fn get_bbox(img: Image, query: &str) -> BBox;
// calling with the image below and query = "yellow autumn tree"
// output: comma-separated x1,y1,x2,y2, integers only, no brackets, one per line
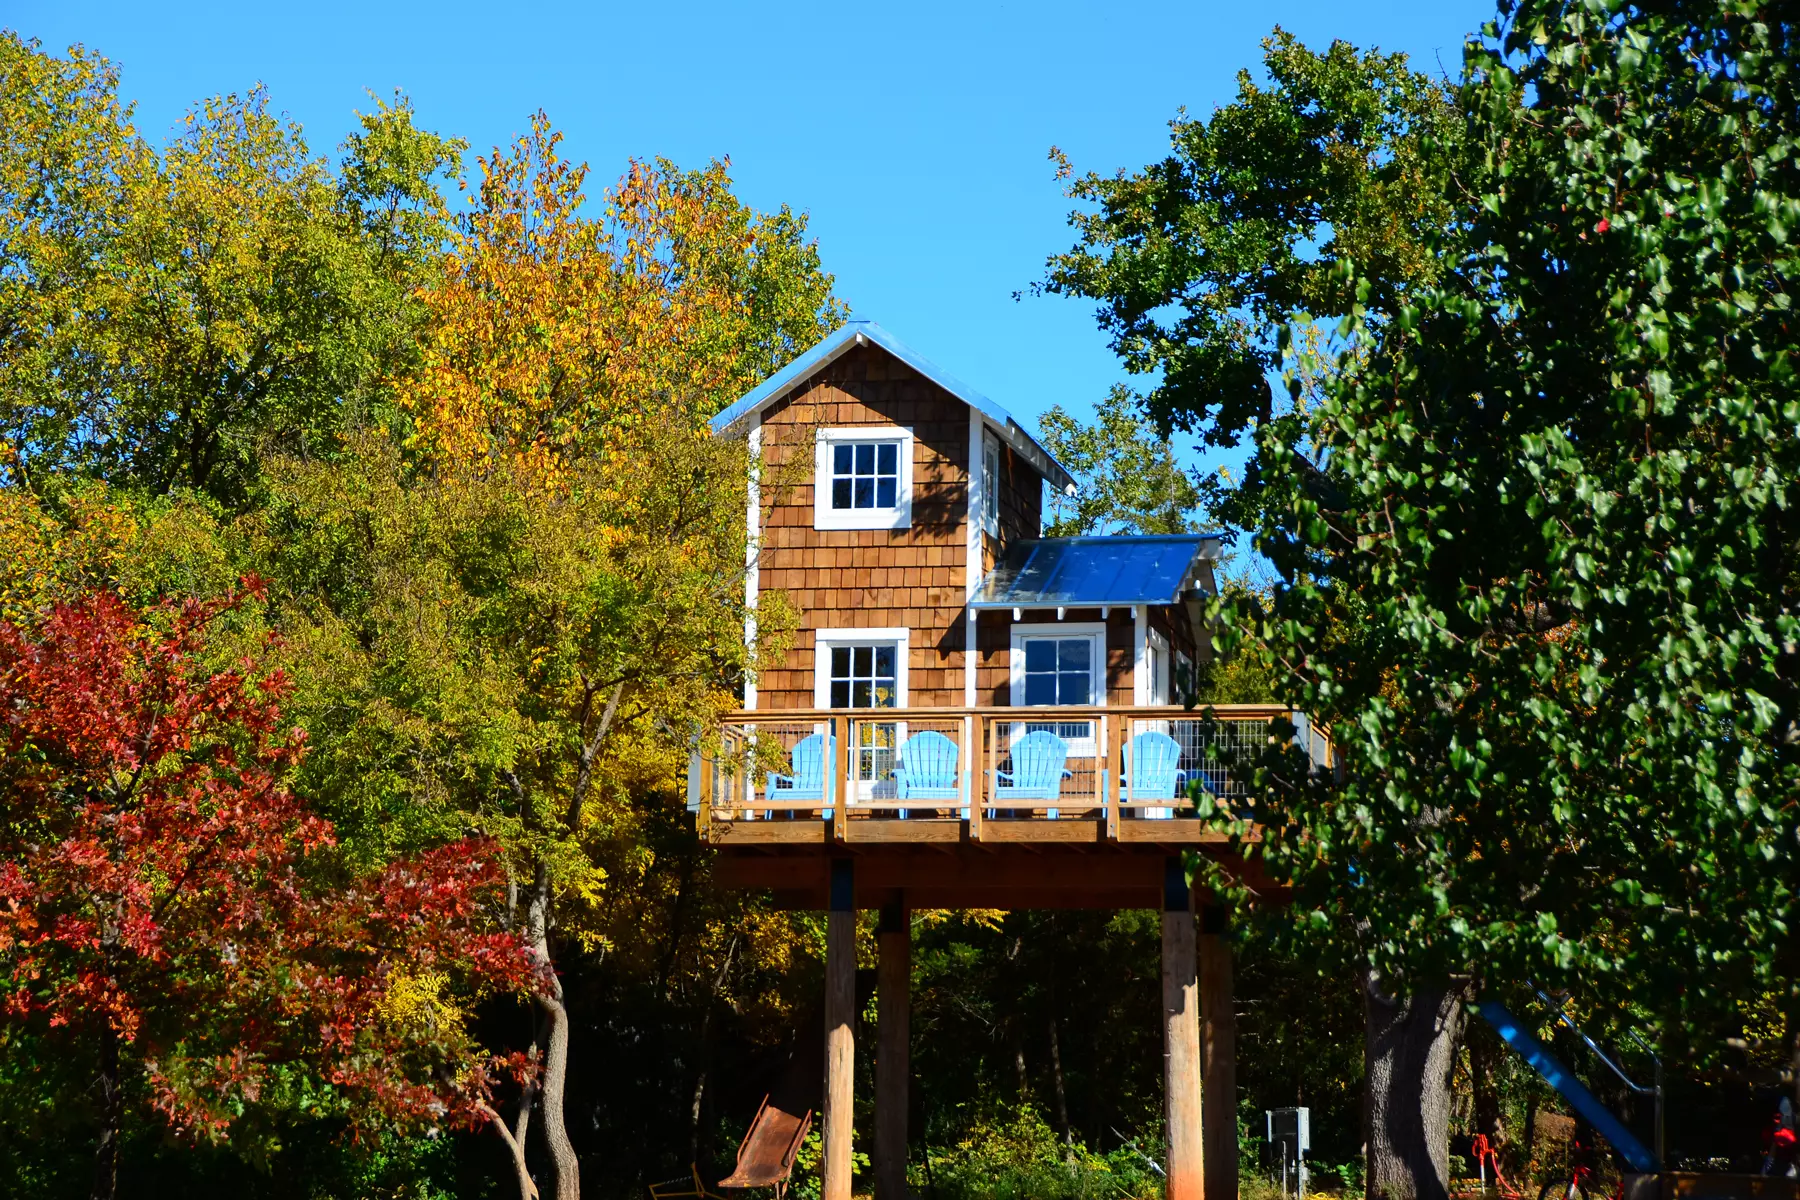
250,113,839,1200
396,111,844,478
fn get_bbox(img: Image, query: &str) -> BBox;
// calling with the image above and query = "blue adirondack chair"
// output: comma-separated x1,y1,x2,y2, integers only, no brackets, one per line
1124,730,1187,819
992,729,1074,817
766,734,836,818
893,731,960,812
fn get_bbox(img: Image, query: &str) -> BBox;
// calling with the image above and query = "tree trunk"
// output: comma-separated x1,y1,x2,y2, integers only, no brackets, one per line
91,1022,122,1200
1363,974,1467,1200
528,870,581,1200
1049,1017,1073,1155
1468,1022,1504,1149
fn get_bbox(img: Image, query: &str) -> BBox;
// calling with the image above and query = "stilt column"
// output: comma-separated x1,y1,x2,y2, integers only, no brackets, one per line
1200,905,1237,1200
824,859,856,1200
874,899,911,1200
1163,857,1204,1200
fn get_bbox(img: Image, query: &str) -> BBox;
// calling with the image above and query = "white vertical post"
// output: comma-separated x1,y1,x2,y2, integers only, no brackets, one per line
744,414,763,712
1133,605,1149,706
964,410,983,708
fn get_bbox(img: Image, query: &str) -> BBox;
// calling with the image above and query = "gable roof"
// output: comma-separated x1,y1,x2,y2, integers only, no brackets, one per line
709,319,1076,492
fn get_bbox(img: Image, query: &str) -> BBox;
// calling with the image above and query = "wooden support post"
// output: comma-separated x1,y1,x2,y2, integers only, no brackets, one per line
874,899,911,1200
1163,857,1203,1200
824,859,856,1200
1200,906,1237,1200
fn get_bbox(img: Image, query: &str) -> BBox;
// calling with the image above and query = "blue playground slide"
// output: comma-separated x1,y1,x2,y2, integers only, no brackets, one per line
1476,1001,1660,1173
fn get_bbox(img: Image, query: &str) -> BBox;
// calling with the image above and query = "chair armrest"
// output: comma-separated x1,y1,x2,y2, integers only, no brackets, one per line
1060,769,1074,779
767,772,797,789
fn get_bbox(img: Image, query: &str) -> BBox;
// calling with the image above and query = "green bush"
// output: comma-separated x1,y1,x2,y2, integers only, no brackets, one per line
919,1104,1163,1200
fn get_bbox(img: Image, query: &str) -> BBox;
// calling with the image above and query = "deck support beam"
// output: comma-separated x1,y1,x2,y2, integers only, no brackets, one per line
1162,857,1204,1200
1200,906,1237,1200
824,859,856,1200
874,899,911,1200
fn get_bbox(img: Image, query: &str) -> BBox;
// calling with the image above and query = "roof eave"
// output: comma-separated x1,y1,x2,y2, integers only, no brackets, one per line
709,320,1077,492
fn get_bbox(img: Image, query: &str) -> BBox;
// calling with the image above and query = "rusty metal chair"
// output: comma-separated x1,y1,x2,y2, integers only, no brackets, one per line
717,1094,813,1200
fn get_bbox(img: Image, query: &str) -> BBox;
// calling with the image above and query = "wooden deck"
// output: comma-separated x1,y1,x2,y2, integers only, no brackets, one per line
695,704,1315,908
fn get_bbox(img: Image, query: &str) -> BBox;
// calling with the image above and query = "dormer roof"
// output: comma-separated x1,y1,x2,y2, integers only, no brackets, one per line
710,319,1076,492
970,534,1221,611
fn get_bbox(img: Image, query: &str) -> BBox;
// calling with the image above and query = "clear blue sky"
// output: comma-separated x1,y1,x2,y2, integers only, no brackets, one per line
10,0,1492,474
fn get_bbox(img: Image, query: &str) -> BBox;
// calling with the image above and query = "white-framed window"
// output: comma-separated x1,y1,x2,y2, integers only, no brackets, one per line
1146,629,1171,706
1009,622,1105,757
814,628,910,788
814,427,914,531
980,430,1001,536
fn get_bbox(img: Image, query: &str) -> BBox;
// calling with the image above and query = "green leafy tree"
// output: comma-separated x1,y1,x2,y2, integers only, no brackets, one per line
1039,27,1463,487
0,33,463,506
1039,386,1208,536
1213,3,1800,1198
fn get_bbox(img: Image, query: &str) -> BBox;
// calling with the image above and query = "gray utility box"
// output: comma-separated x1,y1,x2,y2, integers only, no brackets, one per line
1266,1107,1311,1199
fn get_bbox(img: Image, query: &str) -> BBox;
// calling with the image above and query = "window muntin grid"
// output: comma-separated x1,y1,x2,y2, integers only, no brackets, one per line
828,644,898,709
1021,637,1093,706
830,441,900,511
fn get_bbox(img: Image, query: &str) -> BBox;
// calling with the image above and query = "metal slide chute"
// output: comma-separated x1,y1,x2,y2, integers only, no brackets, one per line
1477,1001,1661,1174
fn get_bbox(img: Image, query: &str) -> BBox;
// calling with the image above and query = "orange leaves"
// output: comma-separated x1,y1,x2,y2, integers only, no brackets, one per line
394,112,843,483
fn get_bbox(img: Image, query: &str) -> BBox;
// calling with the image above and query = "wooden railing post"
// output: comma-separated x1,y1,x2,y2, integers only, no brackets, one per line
1106,712,1123,840
971,714,990,841
699,745,714,834
833,716,850,841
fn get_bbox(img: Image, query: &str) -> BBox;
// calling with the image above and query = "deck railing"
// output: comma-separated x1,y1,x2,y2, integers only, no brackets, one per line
690,704,1331,838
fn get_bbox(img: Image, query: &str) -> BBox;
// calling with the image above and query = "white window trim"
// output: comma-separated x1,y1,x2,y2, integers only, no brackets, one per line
1147,628,1171,705
1009,622,1107,757
813,627,911,709
980,428,1001,537
813,426,914,531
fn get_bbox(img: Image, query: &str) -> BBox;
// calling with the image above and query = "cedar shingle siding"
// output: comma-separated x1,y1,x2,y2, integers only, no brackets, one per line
748,338,1201,713
754,344,975,710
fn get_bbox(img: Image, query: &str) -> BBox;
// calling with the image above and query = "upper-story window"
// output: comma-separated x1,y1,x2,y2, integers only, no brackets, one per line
981,431,1000,536
814,426,914,531
834,442,898,510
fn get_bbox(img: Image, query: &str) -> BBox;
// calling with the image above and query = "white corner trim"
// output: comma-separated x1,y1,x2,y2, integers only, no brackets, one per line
964,411,983,707
1008,621,1107,707
1132,605,1149,706
812,627,912,709
812,425,914,531
744,415,762,711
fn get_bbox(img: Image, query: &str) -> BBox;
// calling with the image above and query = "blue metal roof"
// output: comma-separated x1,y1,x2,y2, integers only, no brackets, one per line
970,535,1218,609
710,319,1075,491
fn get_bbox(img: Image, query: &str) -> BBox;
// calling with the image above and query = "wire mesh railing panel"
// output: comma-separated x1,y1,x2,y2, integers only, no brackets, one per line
844,716,969,814
711,720,836,818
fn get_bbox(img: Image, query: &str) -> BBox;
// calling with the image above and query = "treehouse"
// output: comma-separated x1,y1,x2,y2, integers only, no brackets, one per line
693,321,1327,1200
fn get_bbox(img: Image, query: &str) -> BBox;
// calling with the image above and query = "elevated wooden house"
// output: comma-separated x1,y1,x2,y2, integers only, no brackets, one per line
696,321,1322,1200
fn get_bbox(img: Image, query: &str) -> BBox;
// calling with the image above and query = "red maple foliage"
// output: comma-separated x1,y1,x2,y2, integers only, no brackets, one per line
0,583,543,1187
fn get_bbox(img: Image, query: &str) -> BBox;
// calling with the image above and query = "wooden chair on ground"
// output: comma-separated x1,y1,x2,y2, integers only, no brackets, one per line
991,729,1074,818
1123,730,1188,820
717,1095,813,1200
893,729,960,818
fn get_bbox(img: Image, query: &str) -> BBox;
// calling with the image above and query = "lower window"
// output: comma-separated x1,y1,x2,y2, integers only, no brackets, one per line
1010,626,1105,757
